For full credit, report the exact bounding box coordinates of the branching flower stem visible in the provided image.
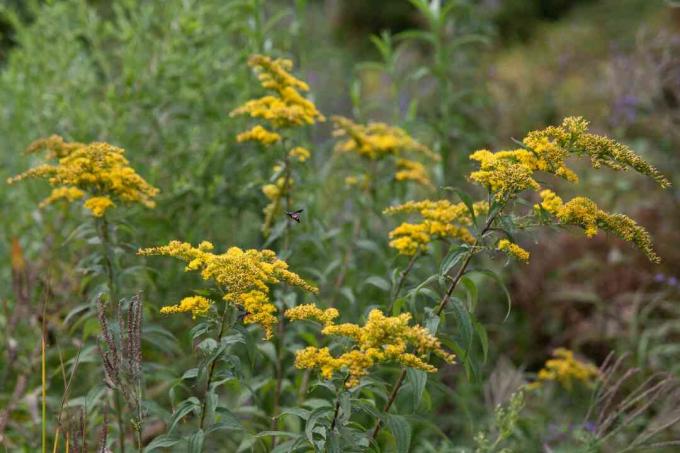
[371,210,501,441]
[272,144,293,444]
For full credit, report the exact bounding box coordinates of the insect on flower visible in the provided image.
[286,208,304,223]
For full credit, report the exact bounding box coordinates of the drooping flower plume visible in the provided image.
[464,117,669,262]
[536,190,660,263]
[8,136,158,217]
[286,306,455,387]
[138,240,318,339]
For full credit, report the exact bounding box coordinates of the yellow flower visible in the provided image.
[469,149,541,200]
[289,307,455,387]
[469,117,670,200]
[394,158,433,188]
[537,193,660,263]
[160,296,213,319]
[524,116,670,188]
[284,304,339,326]
[384,199,485,255]
[138,241,318,338]
[83,196,115,217]
[332,116,438,161]
[231,54,324,131]
[9,137,159,217]
[497,239,530,263]
[236,125,282,145]
[534,189,563,215]
[529,348,599,390]
[288,146,311,162]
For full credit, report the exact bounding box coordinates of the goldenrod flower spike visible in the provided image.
[332,116,438,161]
[286,307,455,388]
[524,116,670,188]
[160,296,213,320]
[138,241,318,339]
[469,117,670,200]
[529,348,600,390]
[383,199,488,256]
[230,54,324,132]
[536,190,660,263]
[497,239,530,263]
[394,159,433,188]
[8,137,159,218]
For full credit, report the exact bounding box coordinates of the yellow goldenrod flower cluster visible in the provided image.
[524,116,670,188]
[469,116,670,201]
[138,240,318,339]
[497,239,530,263]
[394,159,433,188]
[288,146,311,162]
[8,136,159,217]
[236,125,282,145]
[384,199,488,256]
[231,55,321,235]
[230,54,324,144]
[529,348,600,390]
[332,116,437,161]
[285,304,339,326]
[536,190,660,263]
[160,296,213,319]
[332,116,437,188]
[285,307,455,387]
[469,149,541,201]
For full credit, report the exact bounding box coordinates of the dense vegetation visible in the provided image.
[1,1,679,451]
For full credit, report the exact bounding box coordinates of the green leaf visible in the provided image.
[440,245,468,276]
[443,187,478,227]
[253,431,299,439]
[363,276,390,292]
[473,320,489,363]
[406,369,427,412]
[467,269,512,321]
[448,297,473,357]
[143,434,181,452]
[168,397,200,432]
[187,429,204,453]
[181,368,199,380]
[460,276,478,312]
[305,406,330,446]
[385,414,411,453]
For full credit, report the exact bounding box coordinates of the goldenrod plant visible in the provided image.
[2,1,680,452]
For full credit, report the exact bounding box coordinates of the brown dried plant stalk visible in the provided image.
[97,294,144,451]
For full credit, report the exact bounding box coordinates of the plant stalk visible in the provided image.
[199,304,231,430]
[371,212,499,440]
[386,252,419,314]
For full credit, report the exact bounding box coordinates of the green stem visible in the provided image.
[272,145,293,446]
[199,304,231,430]
[386,252,419,314]
[97,216,117,304]
[114,391,126,453]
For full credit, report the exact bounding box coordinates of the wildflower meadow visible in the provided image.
[1,1,680,452]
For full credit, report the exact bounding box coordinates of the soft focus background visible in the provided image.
[1,0,679,451]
